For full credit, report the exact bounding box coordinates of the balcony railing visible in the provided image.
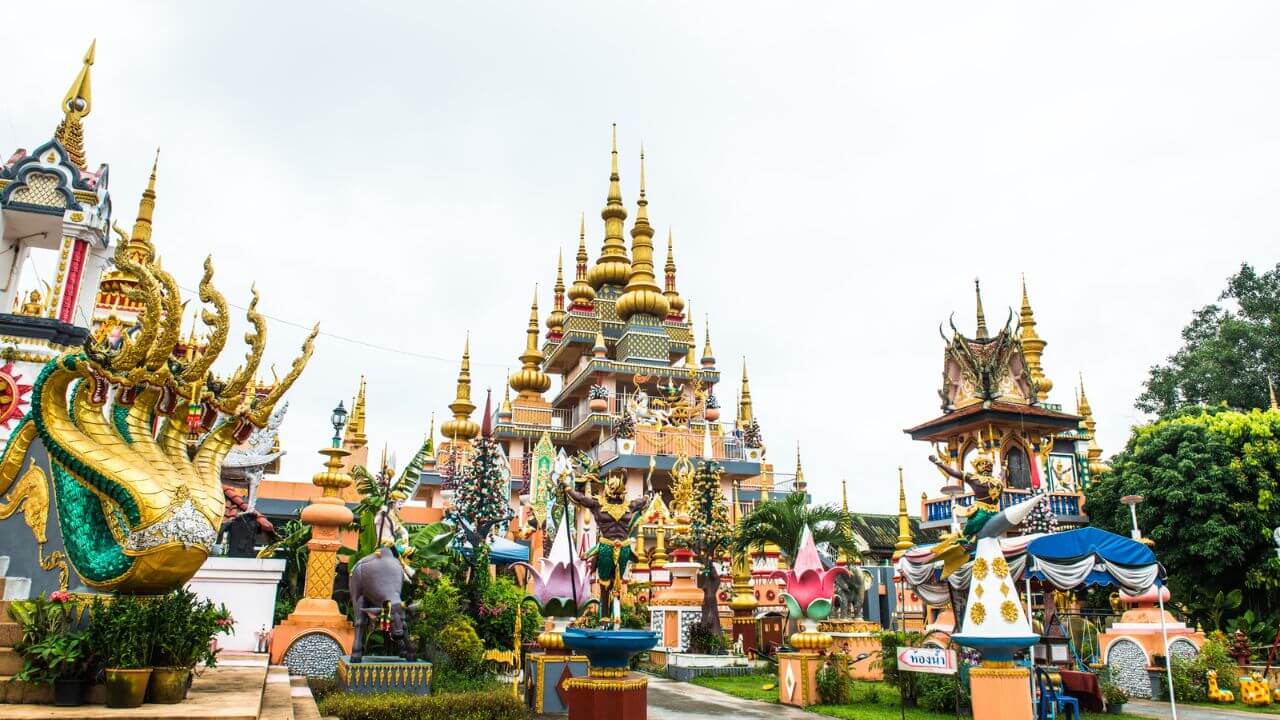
[922,489,1083,524]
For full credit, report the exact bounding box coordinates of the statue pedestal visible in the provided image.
[337,656,432,694]
[970,663,1032,720]
[269,597,354,671]
[777,651,822,707]
[565,670,649,720]
[526,652,589,715]
[186,556,285,652]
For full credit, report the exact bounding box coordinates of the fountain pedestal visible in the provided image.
[561,628,659,720]
[527,619,589,715]
[778,619,832,707]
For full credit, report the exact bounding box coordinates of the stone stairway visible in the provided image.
[0,557,38,704]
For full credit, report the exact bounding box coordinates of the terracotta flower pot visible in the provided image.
[104,667,152,708]
[147,666,191,704]
[589,398,609,412]
[704,408,720,422]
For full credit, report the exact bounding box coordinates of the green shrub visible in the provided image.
[437,619,485,676]
[308,677,338,703]
[916,672,968,713]
[474,577,541,650]
[861,683,881,704]
[687,624,726,655]
[816,654,851,704]
[879,631,923,706]
[317,689,527,720]
[1197,637,1240,695]
[88,596,153,669]
[431,666,505,694]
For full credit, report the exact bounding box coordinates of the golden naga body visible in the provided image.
[0,232,316,594]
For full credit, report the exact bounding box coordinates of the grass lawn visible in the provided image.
[691,672,1148,720]
[1176,698,1280,715]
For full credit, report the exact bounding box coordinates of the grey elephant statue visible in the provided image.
[348,548,416,663]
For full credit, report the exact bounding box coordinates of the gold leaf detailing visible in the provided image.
[1000,582,1009,597]
[992,556,1009,578]
[1001,600,1020,623]
[975,584,985,598]
[973,557,988,581]
[969,601,987,625]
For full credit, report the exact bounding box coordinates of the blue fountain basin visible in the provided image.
[561,628,659,669]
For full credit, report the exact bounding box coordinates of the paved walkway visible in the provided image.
[647,676,816,720]
[1125,698,1278,719]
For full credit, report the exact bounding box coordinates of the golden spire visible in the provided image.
[500,370,513,416]
[510,289,552,399]
[344,376,368,448]
[546,249,567,336]
[593,330,608,358]
[1077,373,1095,437]
[567,212,596,306]
[424,412,436,457]
[1270,378,1278,411]
[441,335,479,441]
[974,278,989,340]
[617,147,669,322]
[1078,374,1108,476]
[738,358,754,426]
[793,444,806,492]
[55,40,95,171]
[893,467,914,559]
[1019,275,1053,401]
[127,149,160,264]
[588,125,631,290]
[662,228,685,320]
[700,314,716,368]
[838,478,852,565]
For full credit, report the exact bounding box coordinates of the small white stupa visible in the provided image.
[952,537,1039,661]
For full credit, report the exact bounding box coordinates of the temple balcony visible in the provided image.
[918,488,1087,531]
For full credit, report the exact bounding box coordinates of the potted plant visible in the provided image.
[11,591,96,706]
[89,596,155,708]
[588,384,610,413]
[1102,681,1129,714]
[703,394,720,422]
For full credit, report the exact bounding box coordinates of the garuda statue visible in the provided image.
[0,236,315,595]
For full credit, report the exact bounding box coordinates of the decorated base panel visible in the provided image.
[564,671,649,720]
[525,652,588,714]
[336,656,432,695]
[969,664,1032,720]
[777,651,821,707]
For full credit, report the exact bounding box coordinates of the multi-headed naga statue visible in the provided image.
[0,234,315,595]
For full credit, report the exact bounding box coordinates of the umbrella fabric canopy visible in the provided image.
[487,536,530,564]
[1025,527,1162,594]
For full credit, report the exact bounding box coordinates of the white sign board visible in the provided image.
[896,646,957,675]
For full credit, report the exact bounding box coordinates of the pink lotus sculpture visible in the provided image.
[772,525,850,623]
[514,518,596,619]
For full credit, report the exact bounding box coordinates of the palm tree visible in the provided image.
[733,492,860,562]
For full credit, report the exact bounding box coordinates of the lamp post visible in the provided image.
[1121,494,1144,541]
[330,400,348,448]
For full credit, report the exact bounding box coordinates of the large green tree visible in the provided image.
[1085,406,1280,630]
[1138,262,1280,416]
[733,492,859,561]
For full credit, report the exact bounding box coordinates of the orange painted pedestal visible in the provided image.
[777,652,822,707]
[970,664,1032,720]
[564,672,649,720]
[270,597,355,664]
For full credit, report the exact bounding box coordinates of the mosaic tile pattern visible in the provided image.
[1106,638,1151,699]
[283,632,345,678]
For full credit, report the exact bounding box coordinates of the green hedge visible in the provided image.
[317,689,527,720]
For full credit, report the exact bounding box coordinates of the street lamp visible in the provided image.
[330,400,348,448]
[1121,494,1144,541]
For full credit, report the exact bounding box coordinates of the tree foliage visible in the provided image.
[1085,406,1280,633]
[689,460,733,641]
[733,492,859,562]
[1138,262,1280,416]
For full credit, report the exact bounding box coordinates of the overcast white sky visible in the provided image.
[5,2,1279,513]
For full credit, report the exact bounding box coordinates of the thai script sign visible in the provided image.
[896,646,957,675]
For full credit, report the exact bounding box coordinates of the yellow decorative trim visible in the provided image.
[49,237,72,319]
[563,675,648,692]
[971,666,1028,678]
[972,557,988,581]
[992,556,1009,579]
[588,666,629,678]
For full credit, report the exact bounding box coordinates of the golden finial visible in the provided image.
[424,412,436,457]
[344,376,368,448]
[500,370,513,416]
[1077,373,1095,435]
[738,357,754,426]
[974,277,989,340]
[510,288,551,399]
[700,313,716,368]
[662,228,685,320]
[617,147,669,322]
[441,334,479,441]
[126,149,161,264]
[589,124,631,290]
[1078,373,1107,476]
[55,40,95,170]
[841,477,849,514]
[793,444,807,492]
[546,249,567,336]
[593,330,608,358]
[894,467,914,559]
[1270,378,1278,411]
[1019,274,1052,401]
[568,212,596,306]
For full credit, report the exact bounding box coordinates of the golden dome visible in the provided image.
[510,290,552,397]
[440,335,479,441]
[617,148,669,322]
[588,125,631,290]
